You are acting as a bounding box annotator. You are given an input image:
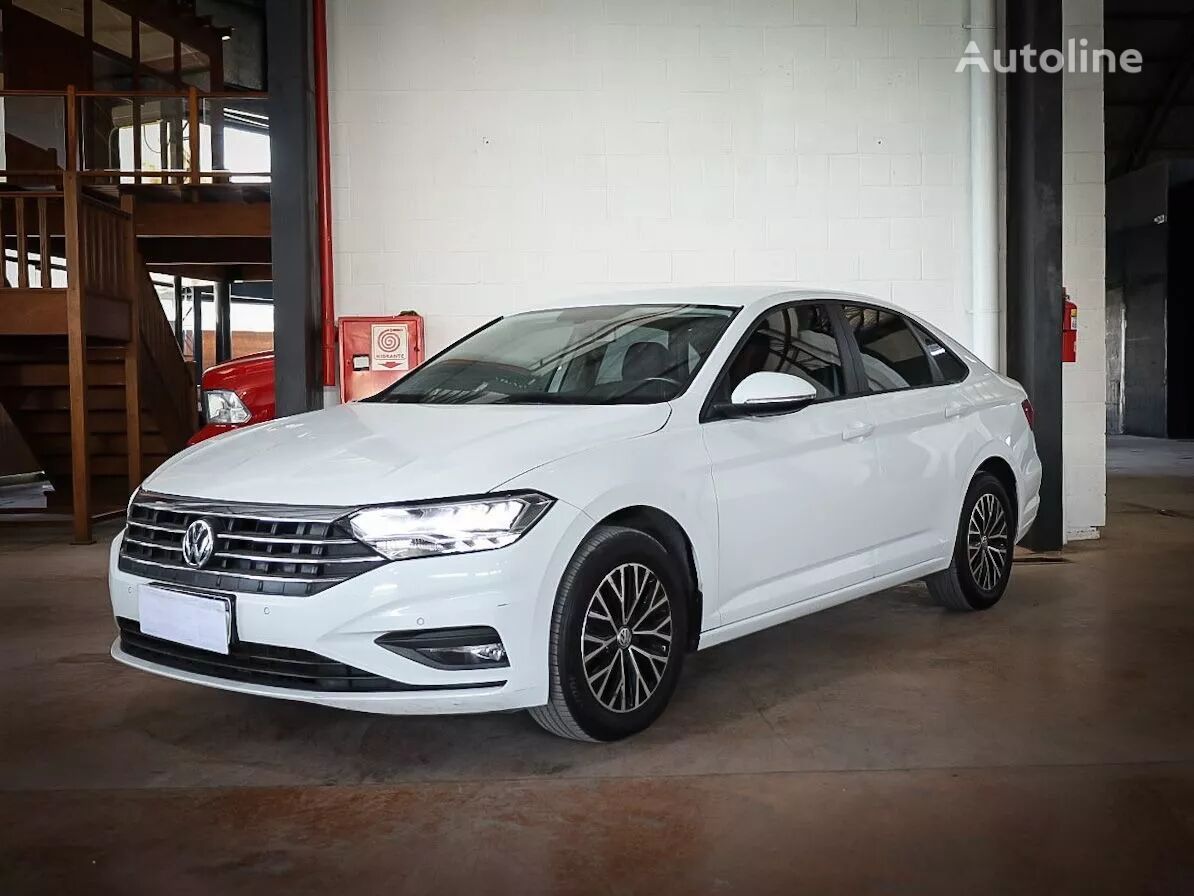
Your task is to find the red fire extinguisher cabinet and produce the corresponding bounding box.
[338,314,425,403]
[1062,291,1077,364]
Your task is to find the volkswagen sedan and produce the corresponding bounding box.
[109,287,1041,741]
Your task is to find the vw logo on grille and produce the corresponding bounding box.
[181,519,216,568]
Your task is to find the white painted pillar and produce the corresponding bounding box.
[968,0,1000,367]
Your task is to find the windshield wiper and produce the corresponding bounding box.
[370,392,427,404]
[494,393,592,405]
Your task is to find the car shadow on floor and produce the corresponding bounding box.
[101,577,1021,787]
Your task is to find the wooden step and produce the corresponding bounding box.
[37,431,169,456]
[4,388,168,421]
[43,453,169,478]
[89,347,126,362]
[44,455,124,477]
[2,384,127,412]
[0,361,126,388]
[15,409,132,435]
[0,294,130,341]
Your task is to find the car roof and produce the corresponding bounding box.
[525,285,909,316]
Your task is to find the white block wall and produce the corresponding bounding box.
[1062,0,1106,539]
[328,0,1106,538]
[328,0,974,345]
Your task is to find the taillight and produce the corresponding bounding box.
[1021,399,1034,428]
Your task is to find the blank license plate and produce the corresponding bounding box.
[138,585,232,655]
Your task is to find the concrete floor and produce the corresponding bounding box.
[1,436,1192,894]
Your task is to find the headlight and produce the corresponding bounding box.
[349,492,554,561]
[204,389,251,425]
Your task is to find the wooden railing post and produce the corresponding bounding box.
[0,196,7,288]
[14,198,28,288]
[38,197,50,287]
[132,95,142,185]
[122,195,143,493]
[63,170,92,544]
[188,86,200,186]
[65,86,77,173]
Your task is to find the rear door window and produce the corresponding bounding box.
[839,305,935,392]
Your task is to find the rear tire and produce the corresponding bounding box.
[926,471,1015,612]
[528,525,688,742]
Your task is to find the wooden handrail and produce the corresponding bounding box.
[0,171,272,179]
[0,86,268,185]
[80,193,133,217]
[0,170,64,178]
[0,89,267,98]
[0,189,64,198]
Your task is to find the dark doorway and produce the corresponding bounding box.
[1168,182,1194,438]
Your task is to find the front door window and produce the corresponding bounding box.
[722,303,847,401]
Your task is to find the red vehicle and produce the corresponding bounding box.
[189,315,425,444]
[189,351,276,445]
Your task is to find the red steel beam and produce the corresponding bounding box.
[313,0,337,387]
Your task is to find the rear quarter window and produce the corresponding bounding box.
[910,322,970,384]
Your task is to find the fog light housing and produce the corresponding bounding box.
[376,627,509,670]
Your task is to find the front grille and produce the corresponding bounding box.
[119,492,383,596]
[117,618,503,693]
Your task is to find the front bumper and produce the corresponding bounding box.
[108,498,594,715]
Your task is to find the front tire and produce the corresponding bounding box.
[529,525,688,741]
[926,471,1015,612]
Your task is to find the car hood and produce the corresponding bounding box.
[146,401,671,506]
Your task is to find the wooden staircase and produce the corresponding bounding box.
[0,175,197,542]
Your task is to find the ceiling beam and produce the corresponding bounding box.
[134,202,271,238]
[1124,31,1194,174]
[139,237,271,265]
[143,263,272,282]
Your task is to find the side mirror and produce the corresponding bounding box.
[715,372,820,418]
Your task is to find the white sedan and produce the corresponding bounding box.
[109,287,1041,741]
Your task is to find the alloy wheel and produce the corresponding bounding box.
[580,562,673,713]
[967,492,1009,591]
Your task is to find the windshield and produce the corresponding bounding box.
[371,304,736,406]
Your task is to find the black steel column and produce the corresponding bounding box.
[215,280,232,363]
[192,285,205,387]
[173,275,184,349]
[1006,0,1064,551]
[267,0,323,415]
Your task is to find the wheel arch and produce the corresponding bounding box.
[593,505,703,652]
[970,453,1020,535]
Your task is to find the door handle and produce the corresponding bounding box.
[945,402,969,419]
[841,422,875,442]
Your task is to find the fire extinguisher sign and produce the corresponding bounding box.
[370,323,410,372]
